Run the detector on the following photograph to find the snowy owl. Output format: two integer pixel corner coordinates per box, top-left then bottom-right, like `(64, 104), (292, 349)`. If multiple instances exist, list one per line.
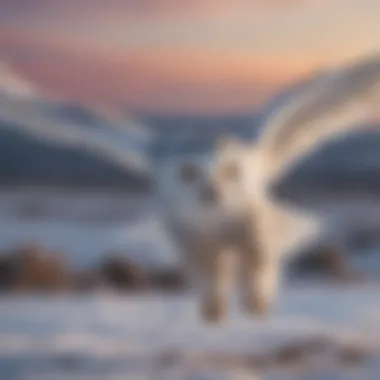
(152, 135), (258, 322)
(4, 53), (380, 325)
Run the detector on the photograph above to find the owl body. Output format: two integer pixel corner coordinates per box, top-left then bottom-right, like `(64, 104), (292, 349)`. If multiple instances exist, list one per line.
(154, 139), (261, 322)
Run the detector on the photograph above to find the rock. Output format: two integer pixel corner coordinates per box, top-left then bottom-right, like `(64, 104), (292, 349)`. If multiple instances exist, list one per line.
(290, 244), (351, 280)
(272, 343), (309, 367)
(0, 252), (18, 290)
(337, 344), (369, 366)
(151, 267), (186, 291)
(11, 243), (71, 293)
(100, 254), (149, 291)
(269, 337), (333, 370)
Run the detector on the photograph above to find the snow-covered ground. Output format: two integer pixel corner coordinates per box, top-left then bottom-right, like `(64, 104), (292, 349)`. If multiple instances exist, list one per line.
(2, 188), (380, 273)
(0, 188), (179, 270)
(0, 188), (151, 224)
(1, 189), (380, 379)
(0, 215), (178, 269)
(0, 283), (380, 379)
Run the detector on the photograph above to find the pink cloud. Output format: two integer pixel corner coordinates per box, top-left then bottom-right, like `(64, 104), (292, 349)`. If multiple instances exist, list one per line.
(0, 0), (316, 21)
(0, 28), (311, 114)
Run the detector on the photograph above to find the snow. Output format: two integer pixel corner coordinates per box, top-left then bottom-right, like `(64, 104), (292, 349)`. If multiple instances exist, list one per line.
(0, 283), (380, 379)
(0, 191), (380, 378)
(0, 214), (177, 270)
(0, 189), (178, 269)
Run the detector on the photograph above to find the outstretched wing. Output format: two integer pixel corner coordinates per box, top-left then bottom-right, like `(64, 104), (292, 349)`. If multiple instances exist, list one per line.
(0, 92), (153, 176)
(257, 54), (380, 186)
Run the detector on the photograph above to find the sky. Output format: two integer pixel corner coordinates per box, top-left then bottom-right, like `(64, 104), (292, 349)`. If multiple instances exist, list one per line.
(0, 0), (379, 115)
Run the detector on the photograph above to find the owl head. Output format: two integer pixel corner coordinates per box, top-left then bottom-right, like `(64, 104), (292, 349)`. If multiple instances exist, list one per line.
(154, 136), (254, 223)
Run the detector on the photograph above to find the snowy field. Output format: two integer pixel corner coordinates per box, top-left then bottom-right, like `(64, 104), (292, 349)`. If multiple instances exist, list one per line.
(0, 189), (380, 379)
(0, 283), (380, 380)
(0, 188), (152, 224)
(2, 188), (380, 272)
(0, 188), (178, 270)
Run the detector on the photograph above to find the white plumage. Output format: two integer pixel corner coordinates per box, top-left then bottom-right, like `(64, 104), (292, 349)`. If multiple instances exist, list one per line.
(155, 137), (256, 322)
(241, 54), (380, 317)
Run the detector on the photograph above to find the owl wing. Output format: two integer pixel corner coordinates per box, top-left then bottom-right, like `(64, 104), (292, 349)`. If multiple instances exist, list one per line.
(0, 92), (153, 175)
(257, 54), (380, 187)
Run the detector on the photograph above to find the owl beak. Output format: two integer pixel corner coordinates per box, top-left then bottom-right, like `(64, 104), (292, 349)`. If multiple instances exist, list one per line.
(200, 183), (218, 204)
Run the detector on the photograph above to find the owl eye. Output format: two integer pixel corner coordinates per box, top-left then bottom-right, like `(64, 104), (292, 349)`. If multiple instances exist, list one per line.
(178, 162), (200, 183)
(220, 162), (239, 181)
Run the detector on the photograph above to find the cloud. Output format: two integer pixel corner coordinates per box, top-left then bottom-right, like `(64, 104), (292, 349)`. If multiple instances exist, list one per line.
(0, 0), (372, 64)
(1, 1), (378, 114)
(0, 28), (307, 114)
(0, 0), (313, 20)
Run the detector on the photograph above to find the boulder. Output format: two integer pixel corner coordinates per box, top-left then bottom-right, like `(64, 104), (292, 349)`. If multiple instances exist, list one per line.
(290, 244), (350, 280)
(9, 243), (71, 293)
(150, 267), (186, 291)
(100, 254), (149, 291)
